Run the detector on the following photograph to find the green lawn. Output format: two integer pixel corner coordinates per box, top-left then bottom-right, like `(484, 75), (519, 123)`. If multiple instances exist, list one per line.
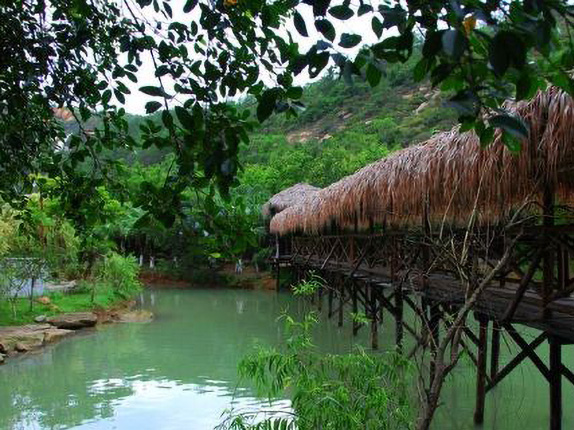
(0, 288), (120, 326)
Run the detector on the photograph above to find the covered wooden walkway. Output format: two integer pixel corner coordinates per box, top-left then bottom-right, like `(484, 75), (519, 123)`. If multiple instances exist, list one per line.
(265, 88), (574, 430)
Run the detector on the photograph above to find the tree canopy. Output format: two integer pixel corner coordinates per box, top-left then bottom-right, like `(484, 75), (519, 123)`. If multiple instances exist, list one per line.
(2, 0), (574, 224)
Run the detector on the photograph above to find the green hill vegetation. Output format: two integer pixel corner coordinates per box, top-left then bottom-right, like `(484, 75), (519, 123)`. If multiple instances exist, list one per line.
(0, 57), (460, 308)
(239, 62), (458, 197)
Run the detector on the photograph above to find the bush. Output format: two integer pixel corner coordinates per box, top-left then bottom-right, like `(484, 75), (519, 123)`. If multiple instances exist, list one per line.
(94, 252), (142, 300)
(219, 313), (412, 430)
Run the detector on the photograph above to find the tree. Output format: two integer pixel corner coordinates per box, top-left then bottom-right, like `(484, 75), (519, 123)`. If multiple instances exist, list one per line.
(2, 0), (574, 225)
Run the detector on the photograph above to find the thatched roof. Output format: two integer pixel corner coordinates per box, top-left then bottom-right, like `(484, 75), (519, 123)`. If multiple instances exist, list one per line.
(271, 87), (574, 236)
(262, 183), (321, 218)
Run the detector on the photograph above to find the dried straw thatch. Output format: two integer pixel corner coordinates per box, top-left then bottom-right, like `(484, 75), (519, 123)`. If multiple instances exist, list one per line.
(271, 87), (574, 236)
(262, 183), (321, 218)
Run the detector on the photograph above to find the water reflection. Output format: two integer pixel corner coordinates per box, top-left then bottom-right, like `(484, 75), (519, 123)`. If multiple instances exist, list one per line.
(0, 289), (304, 430)
(0, 288), (572, 429)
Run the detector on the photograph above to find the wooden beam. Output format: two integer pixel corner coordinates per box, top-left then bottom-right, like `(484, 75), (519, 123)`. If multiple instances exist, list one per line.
(502, 248), (544, 322)
(490, 320), (501, 380)
(561, 363), (574, 387)
(487, 332), (548, 392)
(504, 324), (550, 380)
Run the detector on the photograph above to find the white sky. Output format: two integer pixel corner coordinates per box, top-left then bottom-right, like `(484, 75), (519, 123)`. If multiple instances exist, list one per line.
(121, 0), (390, 114)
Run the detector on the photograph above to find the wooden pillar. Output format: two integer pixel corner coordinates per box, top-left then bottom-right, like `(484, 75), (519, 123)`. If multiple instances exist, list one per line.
(328, 283), (334, 319)
(317, 283), (323, 312)
(352, 282), (359, 336)
(395, 284), (403, 353)
(542, 182), (555, 319)
(275, 264), (281, 291)
(490, 320), (501, 380)
(391, 238), (403, 353)
(378, 289), (384, 326)
(549, 336), (562, 430)
(474, 314), (489, 425)
(370, 285), (379, 350)
(338, 277), (344, 328)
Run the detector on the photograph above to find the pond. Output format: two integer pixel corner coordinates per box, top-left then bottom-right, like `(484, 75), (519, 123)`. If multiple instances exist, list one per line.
(0, 287), (572, 429)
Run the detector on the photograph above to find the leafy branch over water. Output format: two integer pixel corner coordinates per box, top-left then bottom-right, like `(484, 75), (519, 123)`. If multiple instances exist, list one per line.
(219, 312), (412, 430)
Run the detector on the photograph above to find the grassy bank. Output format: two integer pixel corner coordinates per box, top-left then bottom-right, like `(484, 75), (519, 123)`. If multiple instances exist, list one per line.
(0, 287), (122, 326)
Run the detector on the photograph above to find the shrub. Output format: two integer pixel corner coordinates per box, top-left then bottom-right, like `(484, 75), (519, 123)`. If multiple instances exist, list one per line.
(94, 252), (142, 300)
(219, 313), (412, 430)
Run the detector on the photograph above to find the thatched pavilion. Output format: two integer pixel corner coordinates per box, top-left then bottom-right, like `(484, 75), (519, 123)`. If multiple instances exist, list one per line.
(261, 183), (321, 219)
(265, 87), (574, 430)
(270, 87), (574, 236)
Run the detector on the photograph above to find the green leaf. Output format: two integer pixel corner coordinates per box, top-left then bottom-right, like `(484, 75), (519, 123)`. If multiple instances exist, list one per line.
(329, 5), (353, 20)
(371, 17), (383, 38)
(501, 131), (522, 153)
(117, 81), (131, 94)
(339, 33), (361, 49)
(489, 31), (525, 77)
(162, 110), (174, 129)
(286, 86), (303, 99)
(257, 89), (279, 122)
(293, 11), (308, 37)
(366, 63), (381, 87)
(312, 0), (330, 17)
(102, 89), (112, 105)
(114, 89), (125, 104)
(479, 126), (495, 147)
(175, 106), (194, 130)
(145, 101), (162, 114)
(183, 0), (198, 13)
(140, 86), (171, 98)
(489, 113), (529, 141)
(308, 51), (329, 78)
(413, 58), (430, 82)
(358, 4), (373, 16)
(315, 19), (335, 42)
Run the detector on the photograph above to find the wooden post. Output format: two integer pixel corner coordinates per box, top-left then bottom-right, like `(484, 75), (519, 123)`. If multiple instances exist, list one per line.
(542, 182), (555, 319)
(275, 264), (281, 291)
(474, 314), (489, 425)
(352, 282), (359, 336)
(370, 285), (379, 350)
(395, 284), (403, 353)
(549, 336), (562, 430)
(490, 320), (501, 380)
(328, 283), (334, 319)
(390, 238), (403, 352)
(318, 283), (323, 312)
(338, 277), (344, 327)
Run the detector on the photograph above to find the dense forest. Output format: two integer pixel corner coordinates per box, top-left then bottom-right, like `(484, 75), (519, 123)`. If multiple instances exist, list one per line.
(44, 58), (459, 281)
(0, 51), (460, 325)
(4, 1), (574, 430)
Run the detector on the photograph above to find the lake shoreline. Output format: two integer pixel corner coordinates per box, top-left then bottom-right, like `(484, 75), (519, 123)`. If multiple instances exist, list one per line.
(0, 300), (153, 365)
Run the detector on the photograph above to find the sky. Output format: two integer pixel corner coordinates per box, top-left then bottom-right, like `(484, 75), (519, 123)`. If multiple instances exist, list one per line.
(121, 0), (388, 114)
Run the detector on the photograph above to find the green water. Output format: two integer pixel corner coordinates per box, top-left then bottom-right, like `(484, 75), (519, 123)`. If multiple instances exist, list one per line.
(0, 288), (571, 429)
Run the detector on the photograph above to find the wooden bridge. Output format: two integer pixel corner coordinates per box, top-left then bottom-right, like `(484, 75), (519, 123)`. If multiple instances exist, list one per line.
(265, 88), (574, 429)
(273, 225), (574, 429)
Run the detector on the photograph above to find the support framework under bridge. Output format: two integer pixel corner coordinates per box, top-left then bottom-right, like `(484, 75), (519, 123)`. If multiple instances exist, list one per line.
(272, 225), (574, 430)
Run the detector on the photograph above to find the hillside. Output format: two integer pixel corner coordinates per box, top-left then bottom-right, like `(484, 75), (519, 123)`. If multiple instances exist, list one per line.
(238, 61), (459, 198)
(56, 59), (460, 202)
